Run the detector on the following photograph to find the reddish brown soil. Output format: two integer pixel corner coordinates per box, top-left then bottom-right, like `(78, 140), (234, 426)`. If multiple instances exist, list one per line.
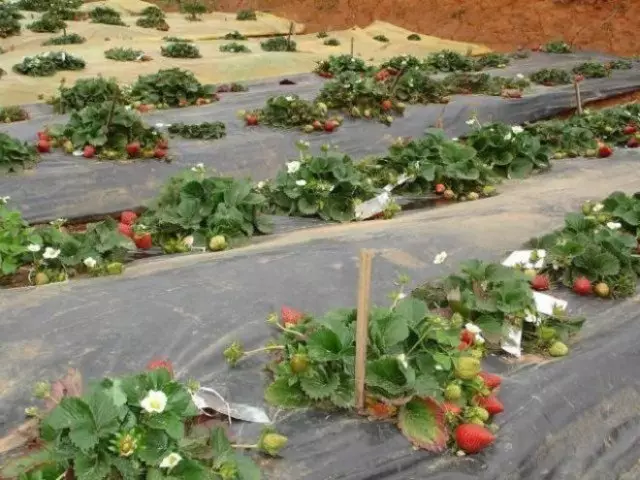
(151, 0), (640, 57)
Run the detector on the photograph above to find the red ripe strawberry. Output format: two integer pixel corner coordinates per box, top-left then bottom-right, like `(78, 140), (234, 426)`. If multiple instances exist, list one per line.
(574, 74), (584, 83)
(531, 274), (550, 291)
(118, 222), (133, 238)
(573, 276), (592, 296)
(146, 358), (174, 378)
(627, 137), (639, 148)
(457, 341), (470, 351)
(455, 424), (495, 454)
(281, 305), (304, 327)
(478, 371), (502, 390)
(370, 401), (393, 417)
(381, 99), (393, 111)
(178, 98), (189, 107)
(126, 141), (140, 157)
(37, 131), (50, 141)
(245, 114), (258, 126)
(312, 120), (323, 130)
(435, 183), (446, 194)
(36, 139), (51, 153)
(324, 120), (336, 132)
(134, 232), (152, 249)
(154, 148), (167, 159)
(460, 329), (475, 345)
(598, 144), (613, 158)
(623, 124), (637, 135)
(120, 210), (138, 225)
(156, 138), (169, 150)
(83, 145), (95, 158)
(137, 104), (150, 113)
(476, 395), (504, 415)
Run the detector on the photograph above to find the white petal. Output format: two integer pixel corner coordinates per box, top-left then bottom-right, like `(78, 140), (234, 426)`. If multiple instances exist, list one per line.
(433, 251), (448, 264)
(295, 179), (307, 186)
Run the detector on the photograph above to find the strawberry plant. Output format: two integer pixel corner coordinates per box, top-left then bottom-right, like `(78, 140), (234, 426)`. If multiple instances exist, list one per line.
(317, 71), (404, 124)
(412, 259), (584, 356)
(558, 104), (640, 147)
(324, 37), (340, 46)
(464, 122), (552, 178)
(163, 36), (193, 42)
(426, 50), (476, 72)
(473, 52), (510, 69)
(531, 210), (640, 297)
(13, 51), (86, 77)
(168, 121), (226, 140)
(0, 105), (29, 123)
(380, 54), (428, 72)
(105, 46), (146, 61)
(529, 68), (572, 86)
(607, 59), (633, 70)
(0, 133), (39, 173)
(182, 0), (207, 21)
(220, 42), (251, 53)
(137, 167), (272, 251)
(265, 143), (378, 222)
(47, 103), (167, 160)
(27, 13), (66, 33)
(49, 76), (122, 113)
(407, 33), (421, 40)
(15, 0), (48, 11)
(89, 5), (126, 26)
(572, 62), (609, 79)
(524, 119), (597, 157)
(442, 72), (529, 96)
(216, 82), (248, 93)
(543, 40), (572, 53)
(314, 54), (370, 77)
(261, 36), (296, 52)
(600, 191), (640, 236)
(394, 69), (449, 105)
(129, 68), (216, 107)
(373, 34), (389, 42)
(236, 8), (257, 20)
(0, 362), (285, 479)
(136, 5), (168, 30)
(42, 32), (86, 45)
(0, 4), (22, 38)
(0, 200), (43, 278)
(224, 30), (247, 40)
(359, 130), (497, 197)
(161, 41), (202, 58)
(225, 286), (506, 454)
(249, 94), (330, 129)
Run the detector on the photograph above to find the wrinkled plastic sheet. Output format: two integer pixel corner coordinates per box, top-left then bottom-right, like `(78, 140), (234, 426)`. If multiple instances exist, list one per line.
(1, 154), (640, 479)
(0, 52), (639, 223)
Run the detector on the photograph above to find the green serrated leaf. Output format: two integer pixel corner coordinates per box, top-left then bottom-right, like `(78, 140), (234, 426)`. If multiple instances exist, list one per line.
(330, 374), (355, 408)
(369, 309), (409, 349)
(44, 397), (93, 431)
(234, 453), (261, 480)
(264, 378), (309, 407)
(102, 378), (127, 407)
(365, 357), (412, 397)
(394, 298), (428, 328)
(138, 429), (170, 465)
(398, 399), (448, 452)
(210, 427), (232, 457)
(110, 456), (139, 480)
(413, 373), (441, 398)
(68, 428), (98, 452)
(87, 390), (121, 436)
(144, 411), (184, 440)
(300, 368), (339, 400)
(73, 453), (111, 480)
(307, 328), (346, 362)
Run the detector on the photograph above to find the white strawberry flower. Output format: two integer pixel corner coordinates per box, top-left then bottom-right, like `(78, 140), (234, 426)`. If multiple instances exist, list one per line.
(451, 137), (458, 141)
(606, 221), (622, 230)
(83, 257), (97, 269)
(465, 323), (482, 335)
(42, 247), (60, 260)
(295, 179), (307, 187)
(140, 390), (167, 414)
(396, 354), (409, 369)
(465, 119), (475, 125)
(285, 96), (294, 102)
(0, 196), (10, 204)
(504, 132), (513, 141)
(159, 452), (182, 470)
(433, 251), (448, 264)
(511, 125), (524, 134)
(256, 181), (265, 189)
(592, 203), (604, 213)
(435, 364), (443, 371)
(516, 73), (525, 79)
(287, 161), (301, 174)
(475, 334), (485, 344)
(27, 244), (41, 252)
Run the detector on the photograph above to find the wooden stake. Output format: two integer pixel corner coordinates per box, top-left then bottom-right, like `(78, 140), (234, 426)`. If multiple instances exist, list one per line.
(574, 79), (583, 115)
(355, 249), (374, 412)
(287, 21), (294, 51)
(350, 37), (354, 56)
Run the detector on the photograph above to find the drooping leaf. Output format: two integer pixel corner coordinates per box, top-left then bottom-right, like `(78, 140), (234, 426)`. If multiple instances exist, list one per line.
(397, 398), (448, 452)
(264, 378), (309, 407)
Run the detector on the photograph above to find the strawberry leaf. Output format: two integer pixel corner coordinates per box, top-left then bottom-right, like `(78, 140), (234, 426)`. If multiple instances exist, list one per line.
(307, 328), (348, 362)
(369, 308), (409, 350)
(299, 368), (339, 400)
(398, 398), (448, 452)
(74, 453), (111, 480)
(366, 357), (414, 397)
(264, 378), (309, 407)
(143, 411), (184, 440)
(330, 374), (355, 408)
(394, 298), (428, 328)
(137, 430), (170, 465)
(413, 373), (441, 398)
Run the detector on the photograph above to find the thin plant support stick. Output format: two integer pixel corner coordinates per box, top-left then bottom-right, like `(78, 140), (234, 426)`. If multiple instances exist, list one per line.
(574, 79), (583, 115)
(355, 249), (374, 412)
(105, 89), (120, 133)
(286, 21), (294, 51)
(350, 37), (354, 56)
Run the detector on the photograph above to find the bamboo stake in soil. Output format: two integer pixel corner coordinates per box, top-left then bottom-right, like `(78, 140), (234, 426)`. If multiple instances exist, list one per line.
(355, 249), (374, 412)
(574, 79), (583, 115)
(287, 21), (293, 51)
(350, 37), (354, 56)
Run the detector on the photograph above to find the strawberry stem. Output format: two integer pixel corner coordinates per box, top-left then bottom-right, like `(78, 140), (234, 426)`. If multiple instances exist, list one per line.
(274, 322), (306, 339)
(231, 443), (258, 450)
(244, 345), (284, 356)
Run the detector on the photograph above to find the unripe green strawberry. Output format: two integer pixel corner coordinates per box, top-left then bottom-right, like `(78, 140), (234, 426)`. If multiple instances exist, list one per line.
(455, 357), (481, 380)
(290, 353), (309, 374)
(539, 326), (556, 342)
(465, 406), (489, 422)
(444, 383), (462, 401)
(468, 417), (485, 426)
(548, 341), (568, 357)
(482, 185), (496, 196)
(34, 272), (49, 285)
(470, 349), (484, 360)
(106, 262), (123, 275)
